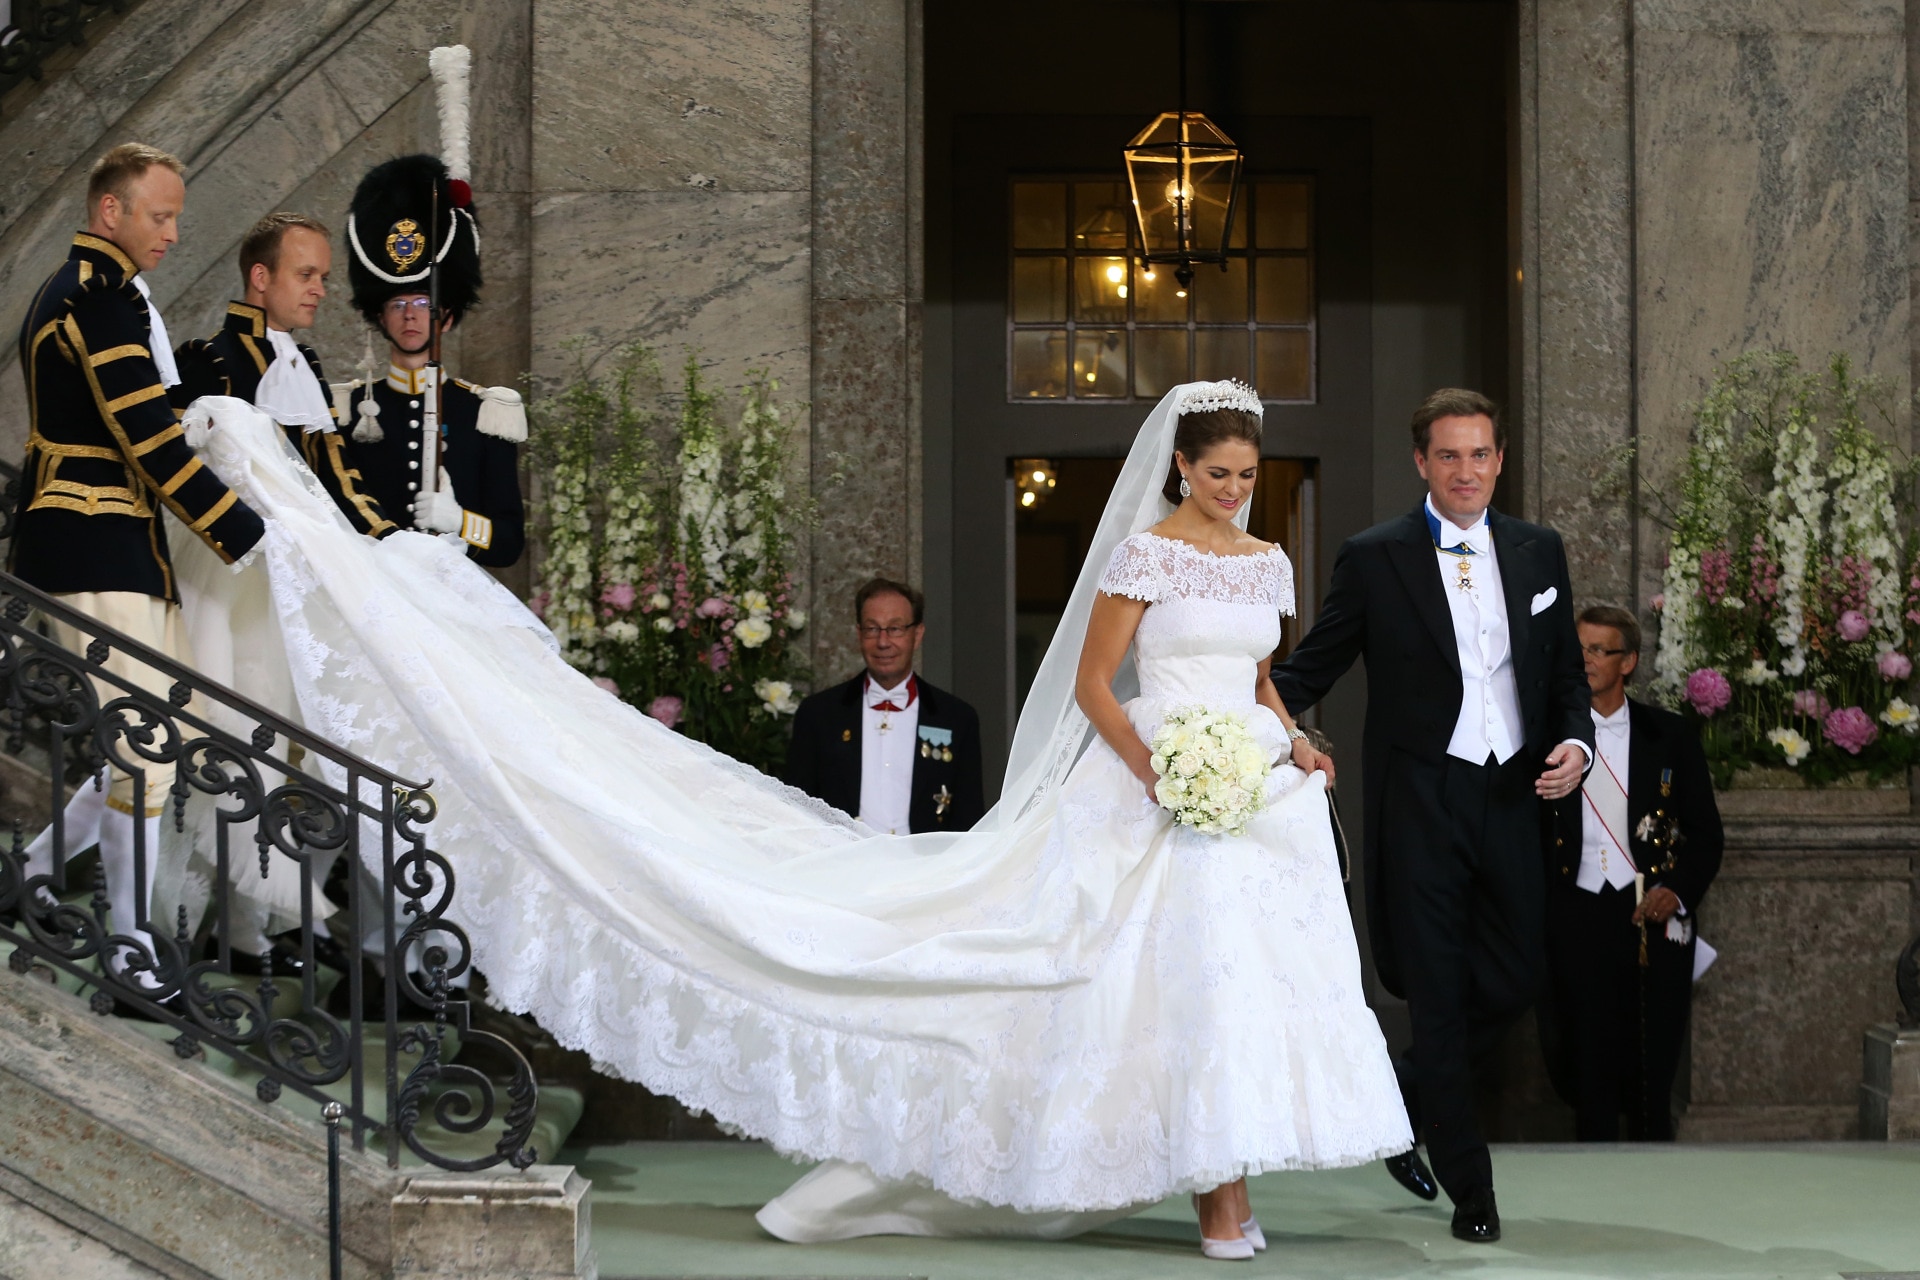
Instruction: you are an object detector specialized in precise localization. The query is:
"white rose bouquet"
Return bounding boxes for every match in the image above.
[1148,707,1273,837]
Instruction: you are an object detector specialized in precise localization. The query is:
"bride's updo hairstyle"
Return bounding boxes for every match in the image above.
[1162,407,1263,505]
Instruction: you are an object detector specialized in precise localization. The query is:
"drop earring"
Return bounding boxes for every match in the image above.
[1178,476,1192,498]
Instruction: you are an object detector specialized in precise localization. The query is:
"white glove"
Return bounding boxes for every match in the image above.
[411,470,463,534]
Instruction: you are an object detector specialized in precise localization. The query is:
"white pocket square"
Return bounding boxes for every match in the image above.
[1530,587,1557,616]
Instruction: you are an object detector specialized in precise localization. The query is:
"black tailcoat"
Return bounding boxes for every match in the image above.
[10,235,264,600]
[1541,697,1723,1139]
[1271,503,1595,994]
[330,372,526,567]
[785,674,986,833]
[1272,500,1594,1197]
[172,302,397,540]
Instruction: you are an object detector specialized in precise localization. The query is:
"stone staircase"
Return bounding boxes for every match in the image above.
[0,959,402,1278]
[0,951,594,1279]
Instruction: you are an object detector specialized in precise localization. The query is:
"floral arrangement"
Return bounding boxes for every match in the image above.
[1148,707,1272,836]
[1652,352,1920,786]
[528,344,810,774]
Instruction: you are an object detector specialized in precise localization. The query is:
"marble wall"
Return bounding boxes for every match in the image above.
[1632,0,1911,604]
[1517,0,1637,608]
[807,0,920,682]
[1685,815,1917,1139]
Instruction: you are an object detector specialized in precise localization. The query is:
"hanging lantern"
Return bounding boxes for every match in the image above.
[1124,111,1242,290]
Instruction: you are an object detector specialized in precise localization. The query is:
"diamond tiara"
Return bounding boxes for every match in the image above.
[1172,378,1263,420]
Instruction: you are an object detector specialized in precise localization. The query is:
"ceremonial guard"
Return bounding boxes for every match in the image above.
[171,211,395,539]
[331,143,526,566]
[1544,605,1723,1141]
[787,578,985,833]
[11,144,265,977]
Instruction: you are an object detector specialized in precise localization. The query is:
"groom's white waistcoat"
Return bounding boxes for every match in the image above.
[1427,496,1524,765]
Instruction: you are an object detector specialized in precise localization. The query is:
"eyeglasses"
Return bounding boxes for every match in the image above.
[382,298,434,316]
[1581,644,1628,658]
[859,624,916,640]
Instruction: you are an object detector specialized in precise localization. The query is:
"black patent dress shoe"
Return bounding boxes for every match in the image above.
[1450,1186,1501,1243]
[1384,1150,1439,1201]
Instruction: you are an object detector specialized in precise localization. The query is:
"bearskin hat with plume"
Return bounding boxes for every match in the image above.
[345,154,481,327]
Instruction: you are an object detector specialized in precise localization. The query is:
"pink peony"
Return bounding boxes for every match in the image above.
[1685,668,1732,717]
[1838,610,1870,643]
[1823,705,1879,755]
[600,582,637,611]
[706,643,730,672]
[695,596,731,619]
[1791,689,1831,719]
[527,591,550,620]
[646,695,684,729]
[1650,593,1665,613]
[590,676,620,695]
[1880,651,1914,681]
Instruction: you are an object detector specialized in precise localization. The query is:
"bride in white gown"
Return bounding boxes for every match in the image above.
[171,377,1410,1256]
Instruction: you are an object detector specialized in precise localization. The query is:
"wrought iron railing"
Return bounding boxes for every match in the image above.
[0,0,133,112]
[0,551,537,1171]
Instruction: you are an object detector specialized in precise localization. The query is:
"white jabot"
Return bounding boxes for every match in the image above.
[129,276,180,388]
[858,675,919,835]
[254,328,338,432]
[1429,495,1524,765]
[1577,703,1636,892]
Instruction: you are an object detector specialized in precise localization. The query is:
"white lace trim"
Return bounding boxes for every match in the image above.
[1097,533,1295,614]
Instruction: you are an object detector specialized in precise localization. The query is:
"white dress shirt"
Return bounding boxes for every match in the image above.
[1430,496,1526,765]
[858,675,919,835]
[1577,703,1637,892]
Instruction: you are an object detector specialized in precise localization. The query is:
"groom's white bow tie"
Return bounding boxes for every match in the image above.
[1439,521,1492,557]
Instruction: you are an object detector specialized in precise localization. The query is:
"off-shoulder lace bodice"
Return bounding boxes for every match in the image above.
[1098,531,1295,610]
[1098,532,1296,714]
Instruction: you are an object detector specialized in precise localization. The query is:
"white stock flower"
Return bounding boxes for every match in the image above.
[1766,726,1812,766]
[1738,659,1776,686]
[736,616,773,648]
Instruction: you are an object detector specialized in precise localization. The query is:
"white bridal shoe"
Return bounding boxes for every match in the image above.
[1193,1195,1256,1261]
[1241,1216,1268,1251]
[1200,1234,1256,1261]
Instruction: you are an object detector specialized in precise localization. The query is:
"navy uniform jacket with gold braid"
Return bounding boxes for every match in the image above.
[10,234,265,601]
[333,366,525,567]
[170,303,396,539]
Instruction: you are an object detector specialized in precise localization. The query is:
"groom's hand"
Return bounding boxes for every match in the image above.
[1535,744,1584,800]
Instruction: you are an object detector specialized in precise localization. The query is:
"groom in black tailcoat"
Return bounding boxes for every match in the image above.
[1272,389,1594,1243]
[786,578,985,834]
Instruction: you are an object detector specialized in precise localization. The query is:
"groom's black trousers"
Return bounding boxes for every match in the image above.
[1378,748,1546,1200]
